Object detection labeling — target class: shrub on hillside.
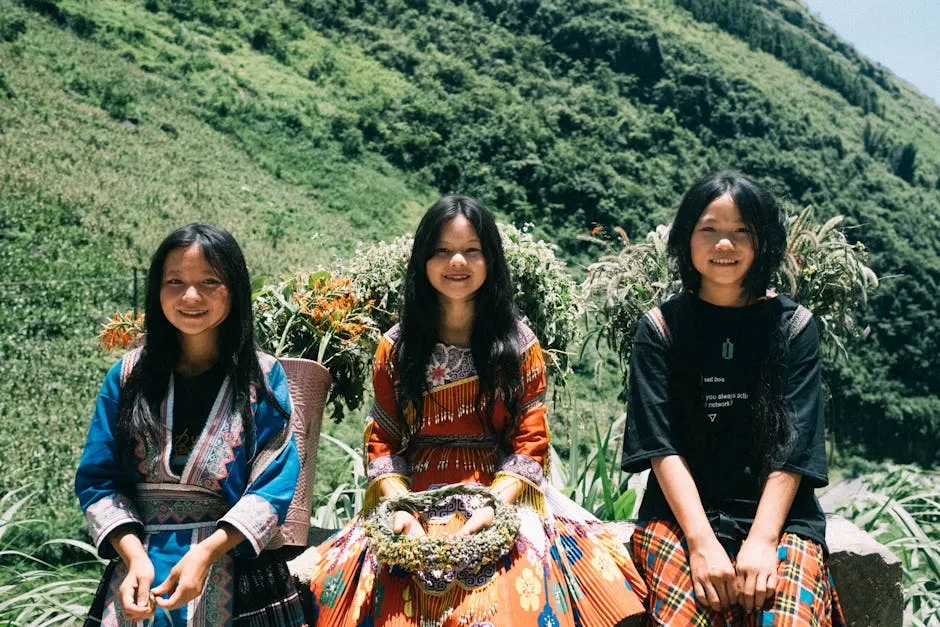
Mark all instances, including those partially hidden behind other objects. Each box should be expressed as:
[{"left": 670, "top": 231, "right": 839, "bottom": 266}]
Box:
[{"left": 0, "top": 15, "right": 27, "bottom": 42}]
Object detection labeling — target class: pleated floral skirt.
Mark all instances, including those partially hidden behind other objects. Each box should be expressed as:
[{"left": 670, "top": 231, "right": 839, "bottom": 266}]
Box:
[{"left": 292, "top": 483, "right": 647, "bottom": 627}]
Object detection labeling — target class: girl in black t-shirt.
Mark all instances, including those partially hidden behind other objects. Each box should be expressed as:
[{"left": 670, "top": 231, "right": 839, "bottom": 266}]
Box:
[{"left": 622, "top": 171, "right": 845, "bottom": 626}]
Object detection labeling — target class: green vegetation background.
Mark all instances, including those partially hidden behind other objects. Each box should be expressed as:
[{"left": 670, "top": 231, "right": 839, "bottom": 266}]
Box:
[{"left": 2, "top": 0, "right": 939, "bottom": 557}]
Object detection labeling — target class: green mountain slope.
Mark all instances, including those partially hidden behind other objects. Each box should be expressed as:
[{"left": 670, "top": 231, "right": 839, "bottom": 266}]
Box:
[{"left": 2, "top": 0, "right": 939, "bottom": 539}]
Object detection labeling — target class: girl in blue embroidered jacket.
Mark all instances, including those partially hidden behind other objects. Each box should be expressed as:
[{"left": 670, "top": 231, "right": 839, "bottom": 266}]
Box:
[{"left": 74, "top": 224, "right": 304, "bottom": 626}]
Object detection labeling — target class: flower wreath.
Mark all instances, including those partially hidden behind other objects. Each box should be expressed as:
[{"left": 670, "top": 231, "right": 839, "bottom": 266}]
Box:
[{"left": 364, "top": 484, "right": 520, "bottom": 590}]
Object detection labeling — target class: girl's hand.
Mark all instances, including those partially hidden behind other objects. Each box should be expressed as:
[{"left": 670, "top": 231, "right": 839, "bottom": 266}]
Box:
[
  {"left": 455, "top": 505, "right": 495, "bottom": 537},
  {"left": 118, "top": 556, "right": 156, "bottom": 621},
  {"left": 151, "top": 543, "right": 214, "bottom": 610},
  {"left": 734, "top": 536, "right": 780, "bottom": 611},
  {"left": 688, "top": 533, "right": 738, "bottom": 612},
  {"left": 392, "top": 511, "right": 427, "bottom": 539}
]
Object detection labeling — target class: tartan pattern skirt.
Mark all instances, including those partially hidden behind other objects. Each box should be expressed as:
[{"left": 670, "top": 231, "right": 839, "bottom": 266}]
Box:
[{"left": 631, "top": 519, "right": 846, "bottom": 627}]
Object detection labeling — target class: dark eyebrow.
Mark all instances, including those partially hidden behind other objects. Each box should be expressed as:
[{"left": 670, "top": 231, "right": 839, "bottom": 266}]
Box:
[
  {"left": 436, "top": 238, "right": 482, "bottom": 245},
  {"left": 697, "top": 215, "right": 745, "bottom": 224}
]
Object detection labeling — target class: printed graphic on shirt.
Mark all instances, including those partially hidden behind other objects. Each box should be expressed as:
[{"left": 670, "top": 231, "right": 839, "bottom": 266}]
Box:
[{"left": 701, "top": 367, "right": 749, "bottom": 423}]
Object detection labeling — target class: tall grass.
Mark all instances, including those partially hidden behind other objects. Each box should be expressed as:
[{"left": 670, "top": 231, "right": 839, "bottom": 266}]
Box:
[
  {"left": 548, "top": 412, "right": 641, "bottom": 521},
  {"left": 311, "top": 433, "right": 365, "bottom": 529},
  {"left": 0, "top": 487, "right": 101, "bottom": 625},
  {"left": 834, "top": 464, "right": 940, "bottom": 625}
]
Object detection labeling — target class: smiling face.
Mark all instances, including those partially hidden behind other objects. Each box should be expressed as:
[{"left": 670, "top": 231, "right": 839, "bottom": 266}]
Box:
[
  {"left": 159, "top": 243, "right": 231, "bottom": 344},
  {"left": 690, "top": 193, "right": 756, "bottom": 306},
  {"left": 425, "top": 215, "right": 487, "bottom": 306}
]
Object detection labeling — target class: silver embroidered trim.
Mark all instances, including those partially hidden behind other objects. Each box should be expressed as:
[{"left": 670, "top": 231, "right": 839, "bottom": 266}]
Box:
[
  {"left": 787, "top": 305, "right": 813, "bottom": 341},
  {"left": 367, "top": 454, "right": 410, "bottom": 481},
  {"left": 498, "top": 453, "right": 544, "bottom": 485},
  {"left": 220, "top": 493, "right": 279, "bottom": 556},
  {"left": 86, "top": 493, "right": 142, "bottom": 553}
]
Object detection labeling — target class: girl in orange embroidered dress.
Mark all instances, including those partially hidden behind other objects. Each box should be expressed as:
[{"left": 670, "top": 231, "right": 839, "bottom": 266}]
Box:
[{"left": 293, "top": 196, "right": 647, "bottom": 626}]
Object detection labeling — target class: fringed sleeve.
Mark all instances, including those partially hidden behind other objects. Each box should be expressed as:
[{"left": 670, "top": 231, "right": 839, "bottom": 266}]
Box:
[
  {"left": 363, "top": 330, "right": 411, "bottom": 513},
  {"left": 493, "top": 326, "right": 549, "bottom": 515}
]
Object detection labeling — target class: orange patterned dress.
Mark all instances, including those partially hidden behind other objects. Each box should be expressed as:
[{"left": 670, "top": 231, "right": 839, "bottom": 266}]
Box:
[{"left": 293, "top": 322, "right": 647, "bottom": 626}]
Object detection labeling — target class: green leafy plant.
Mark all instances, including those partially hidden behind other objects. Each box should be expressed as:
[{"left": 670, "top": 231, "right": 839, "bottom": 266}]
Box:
[
  {"left": 833, "top": 464, "right": 940, "bottom": 625},
  {"left": 0, "top": 486, "right": 102, "bottom": 624},
  {"left": 549, "top": 413, "right": 641, "bottom": 521},
  {"left": 253, "top": 271, "right": 381, "bottom": 422},
  {"left": 311, "top": 433, "right": 365, "bottom": 529}
]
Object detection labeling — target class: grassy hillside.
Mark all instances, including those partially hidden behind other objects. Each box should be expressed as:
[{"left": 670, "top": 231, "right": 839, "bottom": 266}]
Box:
[
  {"left": 0, "top": 0, "right": 435, "bottom": 539},
  {"left": 2, "top": 0, "right": 940, "bottom": 544}
]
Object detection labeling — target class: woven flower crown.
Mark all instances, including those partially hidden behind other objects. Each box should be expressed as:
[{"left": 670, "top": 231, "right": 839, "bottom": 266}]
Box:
[{"left": 364, "top": 484, "right": 520, "bottom": 591}]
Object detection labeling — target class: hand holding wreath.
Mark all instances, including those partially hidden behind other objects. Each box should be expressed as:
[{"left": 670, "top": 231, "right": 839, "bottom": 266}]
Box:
[
  {"left": 454, "top": 505, "right": 495, "bottom": 537},
  {"left": 365, "top": 485, "right": 519, "bottom": 590},
  {"left": 392, "top": 510, "right": 427, "bottom": 539}
]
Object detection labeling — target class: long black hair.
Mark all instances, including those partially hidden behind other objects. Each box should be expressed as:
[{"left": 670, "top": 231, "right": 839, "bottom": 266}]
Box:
[
  {"left": 667, "top": 170, "right": 787, "bottom": 302},
  {"left": 115, "top": 223, "right": 278, "bottom": 463},
  {"left": 666, "top": 172, "right": 793, "bottom": 481},
  {"left": 394, "top": 195, "right": 521, "bottom": 441}
]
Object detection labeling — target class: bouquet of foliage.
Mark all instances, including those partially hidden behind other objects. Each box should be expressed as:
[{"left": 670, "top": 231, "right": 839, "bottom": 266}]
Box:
[
  {"left": 342, "top": 235, "right": 412, "bottom": 333},
  {"left": 778, "top": 207, "right": 878, "bottom": 362},
  {"left": 580, "top": 223, "right": 678, "bottom": 371},
  {"left": 253, "top": 270, "right": 380, "bottom": 422},
  {"left": 500, "top": 222, "right": 582, "bottom": 382},
  {"left": 344, "top": 223, "right": 582, "bottom": 390},
  {"left": 98, "top": 311, "right": 145, "bottom": 351}
]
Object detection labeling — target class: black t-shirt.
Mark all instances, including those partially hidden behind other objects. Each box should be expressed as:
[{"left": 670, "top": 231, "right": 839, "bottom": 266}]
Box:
[
  {"left": 621, "top": 293, "right": 829, "bottom": 552},
  {"left": 171, "top": 361, "right": 227, "bottom": 474}
]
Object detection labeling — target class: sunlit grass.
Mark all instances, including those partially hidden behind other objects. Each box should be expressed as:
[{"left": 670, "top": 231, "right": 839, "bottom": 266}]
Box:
[
  {"left": 834, "top": 464, "right": 940, "bottom": 625},
  {"left": 0, "top": 487, "right": 102, "bottom": 625}
]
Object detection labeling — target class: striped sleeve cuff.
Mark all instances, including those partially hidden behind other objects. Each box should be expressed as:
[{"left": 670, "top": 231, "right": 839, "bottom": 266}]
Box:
[
  {"left": 219, "top": 494, "right": 280, "bottom": 557},
  {"left": 497, "top": 453, "right": 545, "bottom": 487},
  {"left": 85, "top": 493, "right": 143, "bottom": 559},
  {"left": 367, "top": 454, "right": 410, "bottom": 482}
]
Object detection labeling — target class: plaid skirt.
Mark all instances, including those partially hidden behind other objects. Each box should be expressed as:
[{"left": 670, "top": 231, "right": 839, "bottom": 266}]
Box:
[
  {"left": 84, "top": 548, "right": 307, "bottom": 626},
  {"left": 632, "top": 519, "right": 846, "bottom": 627}
]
